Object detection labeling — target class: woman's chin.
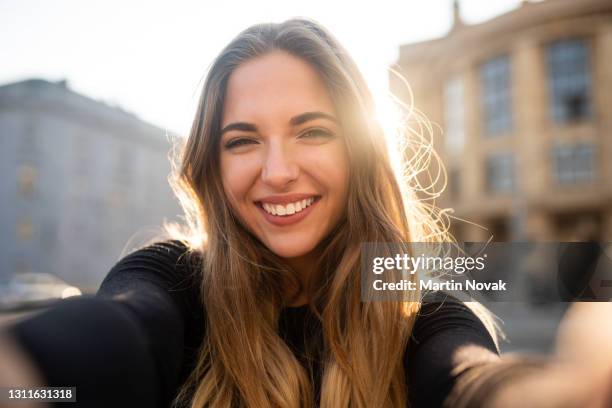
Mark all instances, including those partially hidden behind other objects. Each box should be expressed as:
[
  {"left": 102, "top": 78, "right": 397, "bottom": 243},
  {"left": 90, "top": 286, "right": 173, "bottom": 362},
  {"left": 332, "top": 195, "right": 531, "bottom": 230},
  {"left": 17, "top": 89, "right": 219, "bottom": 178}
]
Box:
[{"left": 265, "top": 240, "right": 317, "bottom": 260}]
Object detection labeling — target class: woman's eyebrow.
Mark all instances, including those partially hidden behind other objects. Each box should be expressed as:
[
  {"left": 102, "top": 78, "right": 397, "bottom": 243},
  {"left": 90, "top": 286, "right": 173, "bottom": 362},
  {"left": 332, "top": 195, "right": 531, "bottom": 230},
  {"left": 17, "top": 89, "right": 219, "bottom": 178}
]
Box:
[
  {"left": 220, "top": 122, "right": 257, "bottom": 135},
  {"left": 220, "top": 111, "right": 337, "bottom": 136},
  {"left": 290, "top": 111, "right": 337, "bottom": 126}
]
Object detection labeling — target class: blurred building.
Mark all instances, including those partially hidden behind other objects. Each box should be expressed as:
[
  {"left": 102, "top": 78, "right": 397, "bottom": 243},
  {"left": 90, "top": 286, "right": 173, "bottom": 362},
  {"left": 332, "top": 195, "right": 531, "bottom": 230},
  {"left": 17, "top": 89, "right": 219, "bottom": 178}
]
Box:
[
  {"left": 0, "top": 79, "right": 181, "bottom": 291},
  {"left": 391, "top": 0, "right": 612, "bottom": 241}
]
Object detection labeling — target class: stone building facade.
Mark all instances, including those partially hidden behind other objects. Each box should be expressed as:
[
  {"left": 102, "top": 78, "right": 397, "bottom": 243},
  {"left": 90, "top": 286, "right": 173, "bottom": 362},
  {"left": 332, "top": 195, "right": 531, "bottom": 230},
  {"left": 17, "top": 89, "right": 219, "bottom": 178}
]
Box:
[
  {"left": 391, "top": 0, "right": 612, "bottom": 241},
  {"left": 0, "top": 79, "right": 182, "bottom": 291}
]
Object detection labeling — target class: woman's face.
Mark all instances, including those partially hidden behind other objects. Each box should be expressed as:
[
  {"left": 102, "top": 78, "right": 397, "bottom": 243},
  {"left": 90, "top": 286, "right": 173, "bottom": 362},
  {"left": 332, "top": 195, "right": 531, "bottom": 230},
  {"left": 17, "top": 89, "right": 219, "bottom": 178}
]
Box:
[{"left": 220, "top": 50, "right": 349, "bottom": 260}]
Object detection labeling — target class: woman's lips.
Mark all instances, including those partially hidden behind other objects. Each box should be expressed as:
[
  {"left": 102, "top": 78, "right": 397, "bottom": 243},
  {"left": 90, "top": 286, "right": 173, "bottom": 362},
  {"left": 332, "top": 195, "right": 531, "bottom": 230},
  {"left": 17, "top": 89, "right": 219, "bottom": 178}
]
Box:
[{"left": 255, "top": 196, "right": 320, "bottom": 226}]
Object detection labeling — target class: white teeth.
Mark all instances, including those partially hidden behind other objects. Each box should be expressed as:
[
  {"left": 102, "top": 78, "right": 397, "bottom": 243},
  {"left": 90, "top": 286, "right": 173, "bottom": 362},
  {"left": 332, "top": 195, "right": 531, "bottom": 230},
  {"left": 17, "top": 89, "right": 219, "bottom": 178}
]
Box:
[
  {"left": 263, "top": 203, "right": 276, "bottom": 215},
  {"left": 261, "top": 197, "right": 317, "bottom": 217},
  {"left": 286, "top": 203, "right": 296, "bottom": 215}
]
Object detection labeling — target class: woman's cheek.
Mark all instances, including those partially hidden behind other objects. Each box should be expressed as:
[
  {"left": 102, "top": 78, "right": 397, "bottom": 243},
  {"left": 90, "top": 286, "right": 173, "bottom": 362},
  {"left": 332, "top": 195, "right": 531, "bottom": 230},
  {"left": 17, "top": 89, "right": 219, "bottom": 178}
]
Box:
[
  {"left": 318, "top": 143, "right": 349, "bottom": 189},
  {"left": 222, "top": 156, "right": 260, "bottom": 201},
  {"left": 303, "top": 142, "right": 346, "bottom": 172}
]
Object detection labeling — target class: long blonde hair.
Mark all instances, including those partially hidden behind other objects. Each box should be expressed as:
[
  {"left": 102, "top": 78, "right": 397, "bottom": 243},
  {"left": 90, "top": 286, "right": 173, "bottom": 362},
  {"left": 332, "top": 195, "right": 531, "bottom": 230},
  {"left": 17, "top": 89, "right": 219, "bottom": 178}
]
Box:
[{"left": 168, "top": 18, "right": 453, "bottom": 408}]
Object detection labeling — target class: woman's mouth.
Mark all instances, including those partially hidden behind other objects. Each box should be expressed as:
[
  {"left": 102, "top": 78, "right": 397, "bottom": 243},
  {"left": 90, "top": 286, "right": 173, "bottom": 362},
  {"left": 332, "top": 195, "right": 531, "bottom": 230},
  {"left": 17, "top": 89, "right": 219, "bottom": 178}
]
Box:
[
  {"left": 261, "top": 196, "right": 317, "bottom": 216},
  {"left": 255, "top": 195, "right": 321, "bottom": 226}
]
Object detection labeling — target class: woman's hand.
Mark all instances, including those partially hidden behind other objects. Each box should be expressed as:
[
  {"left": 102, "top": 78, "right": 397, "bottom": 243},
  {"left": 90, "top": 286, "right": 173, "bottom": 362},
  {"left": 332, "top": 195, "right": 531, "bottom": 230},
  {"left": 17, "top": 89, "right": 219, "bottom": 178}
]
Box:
[
  {"left": 554, "top": 302, "right": 612, "bottom": 406},
  {"left": 491, "top": 302, "right": 612, "bottom": 408},
  {"left": 0, "top": 333, "right": 48, "bottom": 408}
]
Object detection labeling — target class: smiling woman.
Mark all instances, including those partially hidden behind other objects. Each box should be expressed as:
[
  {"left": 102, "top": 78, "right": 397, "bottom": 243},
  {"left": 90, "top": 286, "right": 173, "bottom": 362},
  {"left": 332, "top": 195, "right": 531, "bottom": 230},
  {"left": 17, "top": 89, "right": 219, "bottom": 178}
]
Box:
[
  {"left": 220, "top": 51, "right": 349, "bottom": 268},
  {"left": 164, "top": 18, "right": 488, "bottom": 408},
  {"left": 164, "top": 20, "right": 430, "bottom": 406},
  {"left": 1, "top": 17, "right": 611, "bottom": 408}
]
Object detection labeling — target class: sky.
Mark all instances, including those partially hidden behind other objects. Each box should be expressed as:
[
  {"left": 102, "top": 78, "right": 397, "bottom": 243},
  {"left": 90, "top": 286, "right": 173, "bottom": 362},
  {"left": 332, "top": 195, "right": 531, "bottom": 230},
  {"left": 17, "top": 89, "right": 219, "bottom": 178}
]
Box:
[{"left": 0, "top": 0, "right": 526, "bottom": 136}]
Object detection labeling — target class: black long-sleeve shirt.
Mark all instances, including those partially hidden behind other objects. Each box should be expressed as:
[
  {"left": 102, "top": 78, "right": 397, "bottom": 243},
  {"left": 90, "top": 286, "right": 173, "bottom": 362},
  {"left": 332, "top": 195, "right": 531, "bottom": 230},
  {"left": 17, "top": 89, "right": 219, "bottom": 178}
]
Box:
[{"left": 7, "top": 240, "right": 501, "bottom": 407}]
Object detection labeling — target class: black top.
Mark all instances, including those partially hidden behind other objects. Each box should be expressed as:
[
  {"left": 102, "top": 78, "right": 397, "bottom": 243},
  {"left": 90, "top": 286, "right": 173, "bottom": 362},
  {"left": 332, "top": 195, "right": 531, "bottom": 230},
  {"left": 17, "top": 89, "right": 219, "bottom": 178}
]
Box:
[{"left": 7, "top": 240, "right": 500, "bottom": 407}]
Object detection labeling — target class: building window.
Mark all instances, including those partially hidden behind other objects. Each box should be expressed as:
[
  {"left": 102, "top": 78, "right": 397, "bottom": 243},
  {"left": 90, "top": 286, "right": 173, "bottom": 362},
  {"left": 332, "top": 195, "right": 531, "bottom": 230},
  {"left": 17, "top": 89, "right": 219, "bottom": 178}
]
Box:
[
  {"left": 485, "top": 153, "right": 514, "bottom": 193},
  {"left": 448, "top": 168, "right": 461, "bottom": 199},
  {"left": 547, "top": 39, "right": 591, "bottom": 123},
  {"left": 16, "top": 218, "right": 33, "bottom": 241},
  {"left": 17, "top": 165, "right": 37, "bottom": 197},
  {"left": 444, "top": 78, "right": 465, "bottom": 154},
  {"left": 481, "top": 55, "right": 512, "bottom": 136},
  {"left": 553, "top": 144, "right": 594, "bottom": 184}
]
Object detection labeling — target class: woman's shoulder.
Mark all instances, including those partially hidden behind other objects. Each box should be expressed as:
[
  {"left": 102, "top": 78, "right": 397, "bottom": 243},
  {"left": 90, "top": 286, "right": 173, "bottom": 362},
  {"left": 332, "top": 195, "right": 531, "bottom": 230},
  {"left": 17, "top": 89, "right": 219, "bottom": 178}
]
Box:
[
  {"left": 120, "top": 239, "right": 203, "bottom": 267},
  {"left": 97, "top": 239, "right": 204, "bottom": 301},
  {"left": 406, "top": 292, "right": 500, "bottom": 407},
  {"left": 411, "top": 291, "right": 499, "bottom": 350}
]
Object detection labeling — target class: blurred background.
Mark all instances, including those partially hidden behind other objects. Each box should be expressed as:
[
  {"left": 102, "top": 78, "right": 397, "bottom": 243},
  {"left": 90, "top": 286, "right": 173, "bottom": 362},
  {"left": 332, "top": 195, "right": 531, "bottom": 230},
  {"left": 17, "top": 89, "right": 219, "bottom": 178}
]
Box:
[
  {"left": 1, "top": 0, "right": 610, "bottom": 353},
  {"left": 391, "top": 0, "right": 612, "bottom": 244}
]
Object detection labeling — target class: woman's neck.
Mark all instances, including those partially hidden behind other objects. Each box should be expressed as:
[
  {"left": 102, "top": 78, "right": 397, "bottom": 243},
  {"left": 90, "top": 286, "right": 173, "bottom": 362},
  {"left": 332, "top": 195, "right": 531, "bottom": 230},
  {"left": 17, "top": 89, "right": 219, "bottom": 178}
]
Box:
[{"left": 284, "top": 249, "right": 320, "bottom": 307}]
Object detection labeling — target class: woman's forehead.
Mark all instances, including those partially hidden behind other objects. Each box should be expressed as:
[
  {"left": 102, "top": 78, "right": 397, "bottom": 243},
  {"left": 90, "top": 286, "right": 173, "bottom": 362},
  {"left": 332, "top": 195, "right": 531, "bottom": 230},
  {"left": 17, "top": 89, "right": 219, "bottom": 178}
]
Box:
[{"left": 221, "top": 50, "right": 336, "bottom": 127}]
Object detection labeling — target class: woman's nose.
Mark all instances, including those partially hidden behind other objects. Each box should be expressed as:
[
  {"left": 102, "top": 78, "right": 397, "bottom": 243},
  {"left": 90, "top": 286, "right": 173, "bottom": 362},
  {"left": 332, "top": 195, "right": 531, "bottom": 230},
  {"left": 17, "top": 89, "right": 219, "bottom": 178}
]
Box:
[{"left": 261, "top": 142, "right": 299, "bottom": 189}]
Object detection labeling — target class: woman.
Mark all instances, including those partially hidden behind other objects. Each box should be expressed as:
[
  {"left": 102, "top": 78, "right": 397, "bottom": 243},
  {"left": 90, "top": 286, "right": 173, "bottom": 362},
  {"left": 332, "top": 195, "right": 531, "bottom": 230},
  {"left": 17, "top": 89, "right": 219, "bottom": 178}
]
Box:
[{"left": 1, "top": 18, "right": 610, "bottom": 408}]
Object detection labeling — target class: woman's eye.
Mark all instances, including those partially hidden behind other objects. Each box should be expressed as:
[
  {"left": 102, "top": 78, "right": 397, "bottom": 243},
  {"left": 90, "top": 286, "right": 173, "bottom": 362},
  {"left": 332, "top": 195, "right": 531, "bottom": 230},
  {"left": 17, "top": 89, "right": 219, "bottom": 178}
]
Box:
[
  {"left": 299, "top": 128, "right": 334, "bottom": 139},
  {"left": 224, "top": 138, "right": 257, "bottom": 149}
]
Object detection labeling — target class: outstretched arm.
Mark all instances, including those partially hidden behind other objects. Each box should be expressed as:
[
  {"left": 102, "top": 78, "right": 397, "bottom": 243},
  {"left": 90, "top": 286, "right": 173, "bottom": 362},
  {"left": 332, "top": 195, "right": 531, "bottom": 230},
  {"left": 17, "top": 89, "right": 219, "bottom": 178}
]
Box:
[
  {"left": 1, "top": 240, "right": 200, "bottom": 408},
  {"left": 406, "top": 296, "right": 612, "bottom": 408}
]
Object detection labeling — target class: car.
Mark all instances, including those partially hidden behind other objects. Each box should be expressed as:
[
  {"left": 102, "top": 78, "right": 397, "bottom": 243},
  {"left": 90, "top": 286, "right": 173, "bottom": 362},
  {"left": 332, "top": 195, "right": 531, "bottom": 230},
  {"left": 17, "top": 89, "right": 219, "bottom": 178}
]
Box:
[{"left": 0, "top": 272, "right": 81, "bottom": 311}]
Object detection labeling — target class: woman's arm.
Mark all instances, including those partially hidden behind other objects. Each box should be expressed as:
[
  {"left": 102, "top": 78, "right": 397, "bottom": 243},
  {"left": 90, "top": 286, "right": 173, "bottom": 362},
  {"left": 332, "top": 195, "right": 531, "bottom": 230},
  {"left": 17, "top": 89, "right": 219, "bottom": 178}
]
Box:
[
  {"left": 405, "top": 295, "right": 501, "bottom": 407},
  {"left": 457, "top": 302, "right": 612, "bottom": 408},
  {"left": 0, "top": 333, "right": 48, "bottom": 408},
  {"left": 5, "top": 296, "right": 162, "bottom": 407},
  {"left": 1, "top": 240, "right": 201, "bottom": 408},
  {"left": 406, "top": 296, "right": 612, "bottom": 408}
]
